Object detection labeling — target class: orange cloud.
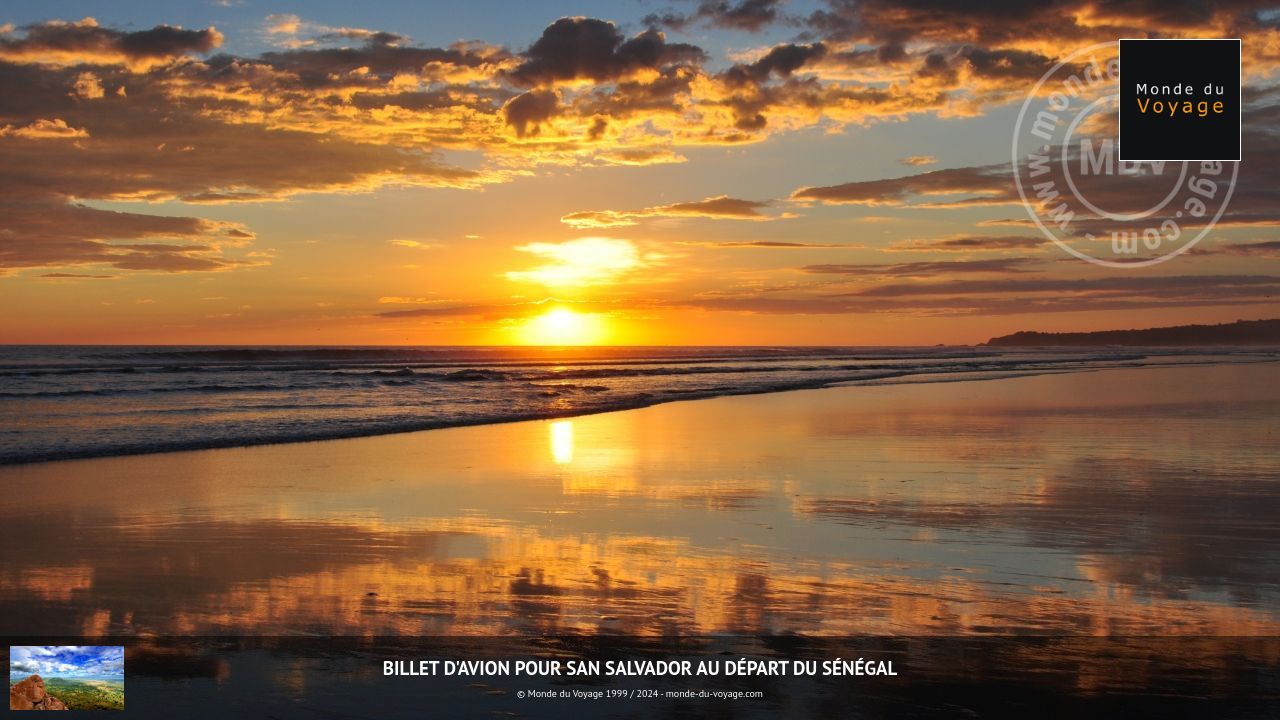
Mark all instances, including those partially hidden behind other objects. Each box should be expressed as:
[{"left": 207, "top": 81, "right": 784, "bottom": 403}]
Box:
[
  {"left": 561, "top": 196, "right": 782, "bottom": 228},
  {"left": 901, "top": 155, "right": 937, "bottom": 166},
  {"left": 0, "top": 118, "right": 88, "bottom": 139}
]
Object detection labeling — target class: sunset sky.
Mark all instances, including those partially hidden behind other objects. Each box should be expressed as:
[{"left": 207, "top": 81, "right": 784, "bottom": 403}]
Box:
[{"left": 3, "top": 0, "right": 1279, "bottom": 345}]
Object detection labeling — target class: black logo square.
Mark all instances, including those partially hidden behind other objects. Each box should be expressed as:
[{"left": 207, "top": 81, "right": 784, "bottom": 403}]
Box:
[{"left": 1119, "top": 39, "right": 1240, "bottom": 161}]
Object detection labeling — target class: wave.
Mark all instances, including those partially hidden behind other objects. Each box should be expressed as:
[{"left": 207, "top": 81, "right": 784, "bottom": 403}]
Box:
[
  {"left": 55, "top": 345, "right": 1007, "bottom": 369},
  {"left": 0, "top": 351, "right": 1262, "bottom": 402},
  {"left": 2, "top": 347, "right": 1275, "bottom": 465},
  {"left": 0, "top": 371, "right": 906, "bottom": 465}
]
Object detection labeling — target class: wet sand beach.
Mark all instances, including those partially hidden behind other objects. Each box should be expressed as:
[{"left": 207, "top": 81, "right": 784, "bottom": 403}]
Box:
[{"left": 1, "top": 361, "right": 1276, "bottom": 638}]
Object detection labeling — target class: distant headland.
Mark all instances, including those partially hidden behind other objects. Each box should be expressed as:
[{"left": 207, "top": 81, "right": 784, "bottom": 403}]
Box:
[{"left": 984, "top": 319, "right": 1280, "bottom": 347}]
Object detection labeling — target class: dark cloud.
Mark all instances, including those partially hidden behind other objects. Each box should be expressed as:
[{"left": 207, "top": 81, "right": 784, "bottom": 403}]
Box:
[
  {"left": 646, "top": 0, "right": 788, "bottom": 33},
  {"left": 912, "top": 45, "right": 1060, "bottom": 88},
  {"left": 804, "top": 0, "right": 1273, "bottom": 46},
  {"left": 39, "top": 272, "right": 115, "bottom": 279},
  {"left": 0, "top": 18, "right": 222, "bottom": 68},
  {"left": 721, "top": 43, "right": 827, "bottom": 87},
  {"left": 847, "top": 274, "right": 1280, "bottom": 298},
  {"left": 1198, "top": 239, "right": 1280, "bottom": 257},
  {"left": 708, "top": 241, "right": 856, "bottom": 248},
  {"left": 255, "top": 40, "right": 503, "bottom": 88},
  {"left": 791, "top": 0, "right": 1280, "bottom": 131},
  {"left": 508, "top": 18, "right": 705, "bottom": 86},
  {"left": 315, "top": 29, "right": 407, "bottom": 46},
  {"left": 802, "top": 258, "right": 1041, "bottom": 277},
  {"left": 652, "top": 196, "right": 771, "bottom": 217},
  {"left": 954, "top": 46, "right": 1057, "bottom": 81},
  {"left": 685, "top": 273, "right": 1280, "bottom": 316},
  {"left": 793, "top": 164, "right": 1010, "bottom": 206},
  {"left": 888, "top": 235, "right": 1049, "bottom": 252},
  {"left": 0, "top": 202, "right": 257, "bottom": 273},
  {"left": 503, "top": 89, "right": 560, "bottom": 137}
]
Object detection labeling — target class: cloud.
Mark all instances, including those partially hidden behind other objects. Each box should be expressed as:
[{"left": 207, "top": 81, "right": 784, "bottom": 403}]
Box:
[
  {"left": 685, "top": 273, "right": 1280, "bottom": 316},
  {"left": 0, "top": 18, "right": 221, "bottom": 69},
  {"left": 720, "top": 43, "right": 828, "bottom": 87},
  {"left": 0, "top": 202, "right": 259, "bottom": 273},
  {"left": 887, "top": 235, "right": 1049, "bottom": 252},
  {"left": 376, "top": 303, "right": 494, "bottom": 318},
  {"left": 253, "top": 40, "right": 504, "bottom": 85},
  {"left": 0, "top": 44, "right": 492, "bottom": 272},
  {"left": 800, "top": 107, "right": 1280, "bottom": 274},
  {"left": 0, "top": 118, "right": 88, "bottom": 139},
  {"left": 901, "top": 155, "right": 936, "bottom": 166},
  {"left": 71, "top": 71, "right": 105, "bottom": 99},
  {"left": 793, "top": 117, "right": 1280, "bottom": 245},
  {"left": 6, "top": 10, "right": 1280, "bottom": 279},
  {"left": 561, "top": 196, "right": 779, "bottom": 228},
  {"left": 801, "top": 0, "right": 1271, "bottom": 47},
  {"left": 595, "top": 148, "right": 688, "bottom": 166},
  {"left": 320, "top": 29, "right": 406, "bottom": 45},
  {"left": 503, "top": 89, "right": 560, "bottom": 138},
  {"left": 263, "top": 13, "right": 410, "bottom": 50},
  {"left": 793, "top": 163, "right": 1012, "bottom": 206},
  {"left": 0, "top": 20, "right": 506, "bottom": 274},
  {"left": 387, "top": 239, "right": 437, "bottom": 250},
  {"left": 645, "top": 0, "right": 788, "bottom": 32},
  {"left": 9, "top": 646, "right": 124, "bottom": 680},
  {"left": 700, "top": 240, "right": 861, "bottom": 249},
  {"left": 1196, "top": 239, "right": 1280, "bottom": 258},
  {"left": 801, "top": 258, "right": 1042, "bottom": 277},
  {"left": 508, "top": 18, "right": 706, "bottom": 86},
  {"left": 265, "top": 14, "right": 302, "bottom": 35},
  {"left": 847, "top": 274, "right": 1280, "bottom": 299},
  {"left": 377, "top": 296, "right": 440, "bottom": 304},
  {"left": 39, "top": 272, "right": 115, "bottom": 279}
]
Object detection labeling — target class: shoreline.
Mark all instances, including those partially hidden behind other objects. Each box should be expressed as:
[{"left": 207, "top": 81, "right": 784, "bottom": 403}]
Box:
[{"left": 9, "top": 355, "right": 1275, "bottom": 467}]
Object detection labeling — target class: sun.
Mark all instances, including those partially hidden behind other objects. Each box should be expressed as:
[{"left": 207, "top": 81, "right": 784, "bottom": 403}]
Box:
[{"left": 517, "top": 307, "right": 609, "bottom": 345}]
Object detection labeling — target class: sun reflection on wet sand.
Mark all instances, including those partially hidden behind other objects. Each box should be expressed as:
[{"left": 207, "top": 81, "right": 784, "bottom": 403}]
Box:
[{"left": 549, "top": 420, "right": 574, "bottom": 465}]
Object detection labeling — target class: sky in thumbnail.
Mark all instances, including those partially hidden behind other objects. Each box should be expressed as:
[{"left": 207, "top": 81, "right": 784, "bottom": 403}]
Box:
[
  {"left": 10, "top": 645, "right": 124, "bottom": 680},
  {"left": 2, "top": 0, "right": 1279, "bottom": 345}
]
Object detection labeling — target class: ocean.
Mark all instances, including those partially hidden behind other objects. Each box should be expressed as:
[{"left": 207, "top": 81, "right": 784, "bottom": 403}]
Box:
[{"left": 1, "top": 344, "right": 1275, "bottom": 464}]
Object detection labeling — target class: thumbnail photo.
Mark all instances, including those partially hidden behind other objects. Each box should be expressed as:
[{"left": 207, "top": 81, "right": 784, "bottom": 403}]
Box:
[{"left": 9, "top": 646, "right": 124, "bottom": 711}]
